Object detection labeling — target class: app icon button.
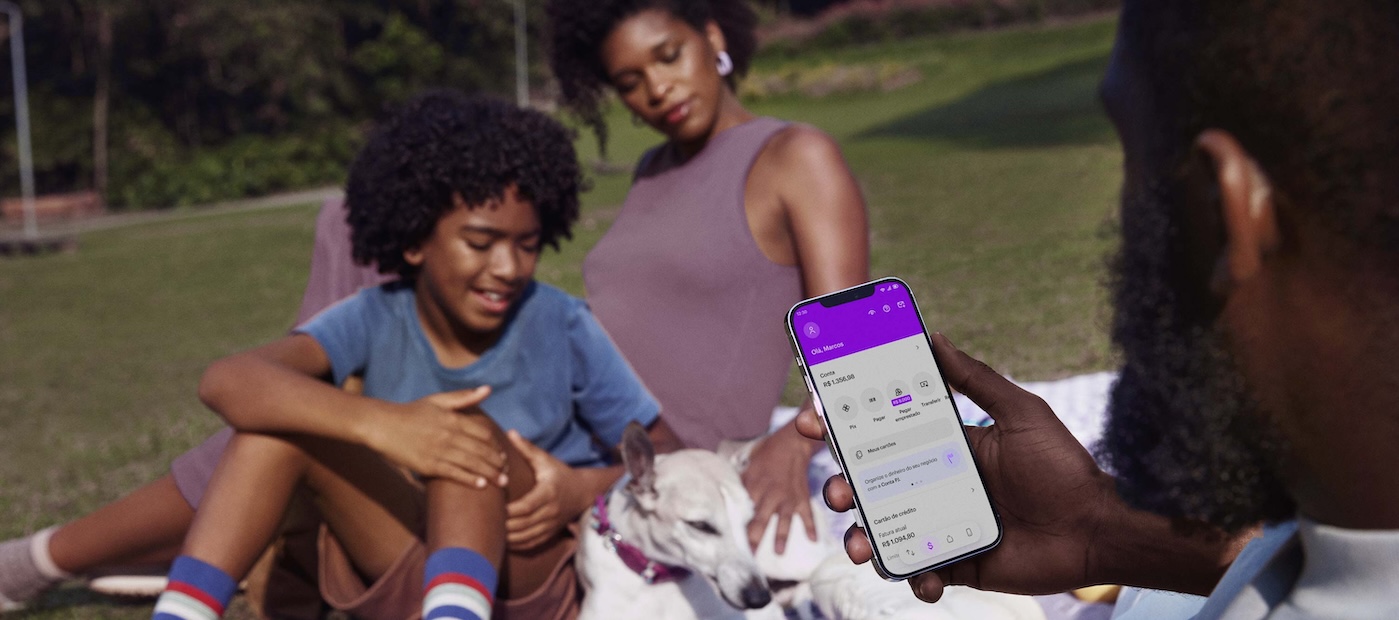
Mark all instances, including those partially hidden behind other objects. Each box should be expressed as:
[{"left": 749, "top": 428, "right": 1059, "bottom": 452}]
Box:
[
  {"left": 833, "top": 396, "right": 858, "bottom": 421},
  {"left": 802, "top": 322, "right": 820, "bottom": 338},
  {"left": 912, "top": 371, "right": 937, "bottom": 396},
  {"left": 860, "top": 388, "right": 884, "bottom": 412},
  {"left": 886, "top": 380, "right": 912, "bottom": 406},
  {"left": 882, "top": 304, "right": 891, "bottom": 313}
]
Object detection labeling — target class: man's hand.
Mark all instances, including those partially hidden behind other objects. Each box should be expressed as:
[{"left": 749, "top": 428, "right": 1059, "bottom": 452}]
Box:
[
  {"left": 505, "top": 430, "right": 589, "bottom": 551},
  {"left": 363, "top": 386, "right": 508, "bottom": 489},
  {"left": 798, "top": 333, "right": 1117, "bottom": 602},
  {"left": 742, "top": 424, "right": 819, "bottom": 554}
]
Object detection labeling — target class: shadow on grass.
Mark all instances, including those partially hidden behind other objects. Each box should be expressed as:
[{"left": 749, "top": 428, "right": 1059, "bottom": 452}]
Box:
[{"left": 858, "top": 54, "right": 1113, "bottom": 149}]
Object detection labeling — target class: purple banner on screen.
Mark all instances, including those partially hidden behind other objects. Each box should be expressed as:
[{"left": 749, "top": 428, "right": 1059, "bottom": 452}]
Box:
[{"left": 793, "top": 283, "right": 924, "bottom": 366}]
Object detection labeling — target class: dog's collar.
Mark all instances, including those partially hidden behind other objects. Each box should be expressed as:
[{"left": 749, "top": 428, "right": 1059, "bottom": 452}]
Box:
[{"left": 591, "top": 493, "right": 693, "bottom": 585}]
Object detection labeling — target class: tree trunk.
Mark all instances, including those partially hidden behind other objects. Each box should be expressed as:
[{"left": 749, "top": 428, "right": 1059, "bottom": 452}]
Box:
[{"left": 92, "top": 6, "right": 112, "bottom": 202}]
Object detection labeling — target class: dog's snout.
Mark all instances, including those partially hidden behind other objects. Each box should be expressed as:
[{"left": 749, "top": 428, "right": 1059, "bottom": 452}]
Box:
[{"left": 739, "top": 580, "right": 771, "bottom": 609}]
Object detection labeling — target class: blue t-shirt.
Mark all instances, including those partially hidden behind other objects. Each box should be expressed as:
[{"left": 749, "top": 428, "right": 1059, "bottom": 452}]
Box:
[{"left": 295, "top": 281, "right": 659, "bottom": 467}]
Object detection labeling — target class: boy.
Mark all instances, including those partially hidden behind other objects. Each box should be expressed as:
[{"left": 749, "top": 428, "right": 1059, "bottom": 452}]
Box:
[{"left": 149, "top": 91, "right": 677, "bottom": 620}]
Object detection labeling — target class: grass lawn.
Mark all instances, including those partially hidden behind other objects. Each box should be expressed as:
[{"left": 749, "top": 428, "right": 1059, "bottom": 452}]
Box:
[{"left": 0, "top": 14, "right": 1121, "bottom": 618}]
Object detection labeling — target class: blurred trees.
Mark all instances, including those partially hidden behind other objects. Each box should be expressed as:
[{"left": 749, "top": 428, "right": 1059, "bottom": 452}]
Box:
[{"left": 0, "top": 0, "right": 541, "bottom": 209}]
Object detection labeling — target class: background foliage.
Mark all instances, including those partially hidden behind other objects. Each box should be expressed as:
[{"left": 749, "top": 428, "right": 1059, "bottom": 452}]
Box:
[{"left": 0, "top": 0, "right": 1114, "bottom": 212}]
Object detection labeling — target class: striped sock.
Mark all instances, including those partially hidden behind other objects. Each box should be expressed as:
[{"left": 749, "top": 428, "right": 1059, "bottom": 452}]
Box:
[
  {"left": 422, "top": 547, "right": 497, "bottom": 620},
  {"left": 151, "top": 556, "right": 236, "bottom": 620}
]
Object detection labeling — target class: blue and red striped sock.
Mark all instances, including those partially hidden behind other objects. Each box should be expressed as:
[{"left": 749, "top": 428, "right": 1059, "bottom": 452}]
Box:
[
  {"left": 151, "top": 556, "right": 236, "bottom": 620},
  {"left": 422, "top": 547, "right": 497, "bottom": 620}
]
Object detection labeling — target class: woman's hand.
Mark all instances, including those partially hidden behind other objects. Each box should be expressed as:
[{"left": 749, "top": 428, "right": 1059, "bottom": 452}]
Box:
[
  {"left": 742, "top": 423, "right": 820, "bottom": 554},
  {"left": 362, "top": 386, "right": 508, "bottom": 489},
  {"left": 505, "top": 430, "right": 589, "bottom": 551}
]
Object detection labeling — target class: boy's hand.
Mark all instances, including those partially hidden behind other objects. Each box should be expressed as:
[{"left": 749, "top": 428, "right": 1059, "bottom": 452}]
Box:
[
  {"left": 797, "top": 334, "right": 1115, "bottom": 602},
  {"left": 365, "top": 386, "right": 509, "bottom": 488},
  {"left": 504, "top": 430, "right": 588, "bottom": 551}
]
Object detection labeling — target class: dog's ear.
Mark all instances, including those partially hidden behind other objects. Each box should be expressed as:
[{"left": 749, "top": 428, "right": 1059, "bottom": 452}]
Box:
[{"left": 621, "top": 421, "right": 657, "bottom": 500}]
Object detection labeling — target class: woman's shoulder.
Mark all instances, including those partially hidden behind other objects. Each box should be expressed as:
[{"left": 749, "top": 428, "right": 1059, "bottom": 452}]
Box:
[
  {"left": 760, "top": 122, "right": 846, "bottom": 168},
  {"left": 751, "top": 122, "right": 854, "bottom": 197}
]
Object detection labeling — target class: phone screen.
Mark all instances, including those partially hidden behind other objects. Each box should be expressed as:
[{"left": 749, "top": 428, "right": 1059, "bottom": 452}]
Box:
[{"left": 789, "top": 278, "right": 1000, "bottom": 578}]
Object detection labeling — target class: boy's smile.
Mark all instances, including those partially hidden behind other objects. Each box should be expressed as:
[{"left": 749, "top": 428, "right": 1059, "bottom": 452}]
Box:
[{"left": 405, "top": 185, "right": 542, "bottom": 362}]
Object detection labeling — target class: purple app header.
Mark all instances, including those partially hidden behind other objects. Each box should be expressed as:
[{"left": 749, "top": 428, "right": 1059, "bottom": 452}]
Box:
[{"left": 793, "top": 281, "right": 924, "bottom": 366}]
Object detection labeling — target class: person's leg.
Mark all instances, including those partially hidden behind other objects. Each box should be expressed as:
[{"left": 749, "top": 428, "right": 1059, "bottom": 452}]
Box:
[
  {"left": 154, "top": 431, "right": 423, "bottom": 620},
  {"left": 0, "top": 474, "right": 194, "bottom": 611},
  {"left": 419, "top": 413, "right": 525, "bottom": 620},
  {"left": 51, "top": 474, "right": 193, "bottom": 571},
  {"left": 422, "top": 414, "right": 576, "bottom": 619}
]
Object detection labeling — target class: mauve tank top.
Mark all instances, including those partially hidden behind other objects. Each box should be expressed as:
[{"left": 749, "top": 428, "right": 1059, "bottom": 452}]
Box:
[{"left": 583, "top": 117, "right": 803, "bottom": 450}]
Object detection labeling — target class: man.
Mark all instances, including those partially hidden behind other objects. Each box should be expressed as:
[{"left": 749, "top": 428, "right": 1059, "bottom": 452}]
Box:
[{"left": 800, "top": 0, "right": 1399, "bottom": 617}]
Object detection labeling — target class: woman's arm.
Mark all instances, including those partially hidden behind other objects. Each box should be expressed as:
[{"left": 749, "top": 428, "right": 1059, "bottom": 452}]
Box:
[
  {"left": 198, "top": 334, "right": 504, "bottom": 487},
  {"left": 741, "top": 124, "right": 872, "bottom": 552}
]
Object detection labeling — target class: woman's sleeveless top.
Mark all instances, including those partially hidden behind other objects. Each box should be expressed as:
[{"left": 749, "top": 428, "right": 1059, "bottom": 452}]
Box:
[{"left": 584, "top": 117, "right": 803, "bottom": 450}]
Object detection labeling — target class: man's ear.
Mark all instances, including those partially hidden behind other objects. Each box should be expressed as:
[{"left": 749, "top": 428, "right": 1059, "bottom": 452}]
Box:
[{"left": 1193, "top": 129, "right": 1281, "bottom": 291}]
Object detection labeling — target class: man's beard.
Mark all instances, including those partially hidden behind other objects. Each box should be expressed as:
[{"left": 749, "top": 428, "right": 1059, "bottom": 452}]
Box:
[{"left": 1097, "top": 179, "right": 1294, "bottom": 533}]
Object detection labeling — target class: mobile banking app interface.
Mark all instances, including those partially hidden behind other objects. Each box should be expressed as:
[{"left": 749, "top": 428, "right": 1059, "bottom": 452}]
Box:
[{"left": 794, "top": 281, "right": 997, "bottom": 573}]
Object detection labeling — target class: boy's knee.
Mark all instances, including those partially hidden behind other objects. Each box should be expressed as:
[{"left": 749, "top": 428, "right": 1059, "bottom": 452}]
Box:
[{"left": 461, "top": 412, "right": 508, "bottom": 451}]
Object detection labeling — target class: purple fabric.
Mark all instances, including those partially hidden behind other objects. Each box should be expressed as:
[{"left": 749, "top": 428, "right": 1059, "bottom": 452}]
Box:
[
  {"left": 171, "top": 197, "right": 389, "bottom": 508},
  {"left": 295, "top": 197, "right": 394, "bottom": 326},
  {"left": 583, "top": 118, "right": 803, "bottom": 451}
]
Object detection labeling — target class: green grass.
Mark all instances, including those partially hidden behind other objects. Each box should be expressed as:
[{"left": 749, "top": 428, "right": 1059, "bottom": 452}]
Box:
[{"left": 0, "top": 15, "right": 1121, "bottom": 617}]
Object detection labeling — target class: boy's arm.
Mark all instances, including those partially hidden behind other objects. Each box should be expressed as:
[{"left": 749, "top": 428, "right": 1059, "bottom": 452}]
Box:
[
  {"left": 505, "top": 418, "right": 680, "bottom": 550},
  {"left": 198, "top": 334, "right": 506, "bottom": 488}
]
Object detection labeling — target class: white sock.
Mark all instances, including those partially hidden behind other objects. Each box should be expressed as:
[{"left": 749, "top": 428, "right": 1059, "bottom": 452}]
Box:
[{"left": 30, "top": 527, "right": 74, "bottom": 580}]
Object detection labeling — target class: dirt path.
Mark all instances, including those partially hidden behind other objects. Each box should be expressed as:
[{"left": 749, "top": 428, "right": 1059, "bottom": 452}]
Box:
[{"left": 0, "top": 186, "right": 342, "bottom": 245}]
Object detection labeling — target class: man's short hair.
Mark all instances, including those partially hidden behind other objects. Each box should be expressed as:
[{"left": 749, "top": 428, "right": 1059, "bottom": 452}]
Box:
[{"left": 1127, "top": 0, "right": 1399, "bottom": 262}]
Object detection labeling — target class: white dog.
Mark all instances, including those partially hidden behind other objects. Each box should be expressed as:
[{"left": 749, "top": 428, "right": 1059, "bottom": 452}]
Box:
[{"left": 578, "top": 423, "right": 799, "bottom": 620}]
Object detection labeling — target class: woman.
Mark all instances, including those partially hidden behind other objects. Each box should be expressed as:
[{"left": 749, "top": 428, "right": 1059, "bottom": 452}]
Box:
[{"left": 546, "top": 0, "right": 870, "bottom": 553}]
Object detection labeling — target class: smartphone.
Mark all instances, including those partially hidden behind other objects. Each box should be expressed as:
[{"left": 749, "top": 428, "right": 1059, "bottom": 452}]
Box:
[{"left": 787, "top": 277, "right": 1001, "bottom": 580}]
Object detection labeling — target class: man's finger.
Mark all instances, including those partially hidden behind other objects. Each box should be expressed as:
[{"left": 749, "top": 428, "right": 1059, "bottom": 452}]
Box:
[
  {"left": 931, "top": 333, "right": 1037, "bottom": 427},
  {"left": 823, "top": 474, "right": 854, "bottom": 512},
  {"left": 911, "top": 573, "right": 949, "bottom": 603},
  {"left": 842, "top": 525, "right": 873, "bottom": 564},
  {"left": 794, "top": 406, "right": 826, "bottom": 441}
]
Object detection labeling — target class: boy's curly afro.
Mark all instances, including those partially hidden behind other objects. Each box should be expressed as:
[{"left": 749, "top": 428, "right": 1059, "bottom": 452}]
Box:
[{"left": 345, "top": 90, "right": 582, "bottom": 280}]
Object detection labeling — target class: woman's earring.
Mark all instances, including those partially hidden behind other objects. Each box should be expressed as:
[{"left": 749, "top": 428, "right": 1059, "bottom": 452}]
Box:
[{"left": 716, "top": 51, "right": 734, "bottom": 77}]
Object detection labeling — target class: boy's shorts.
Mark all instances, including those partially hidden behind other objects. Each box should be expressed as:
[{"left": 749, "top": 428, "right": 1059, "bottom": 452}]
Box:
[
  {"left": 174, "top": 428, "right": 582, "bottom": 620},
  {"left": 318, "top": 524, "right": 582, "bottom": 620}
]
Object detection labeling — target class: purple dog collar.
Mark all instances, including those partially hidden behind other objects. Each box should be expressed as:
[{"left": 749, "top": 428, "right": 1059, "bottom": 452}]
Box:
[{"left": 591, "top": 494, "right": 692, "bottom": 584}]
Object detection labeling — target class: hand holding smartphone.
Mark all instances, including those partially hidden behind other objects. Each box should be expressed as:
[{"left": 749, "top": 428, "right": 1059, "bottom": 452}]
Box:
[{"left": 787, "top": 277, "right": 1001, "bottom": 580}]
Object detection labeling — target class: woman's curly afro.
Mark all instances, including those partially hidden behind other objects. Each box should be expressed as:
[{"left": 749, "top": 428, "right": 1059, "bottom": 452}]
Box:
[
  {"left": 345, "top": 90, "right": 582, "bottom": 280},
  {"left": 546, "top": 0, "right": 757, "bottom": 150}
]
